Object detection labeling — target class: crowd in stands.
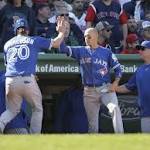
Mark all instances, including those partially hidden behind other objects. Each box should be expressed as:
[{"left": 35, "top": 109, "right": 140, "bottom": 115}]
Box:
[{"left": 0, "top": 0, "right": 149, "bottom": 54}]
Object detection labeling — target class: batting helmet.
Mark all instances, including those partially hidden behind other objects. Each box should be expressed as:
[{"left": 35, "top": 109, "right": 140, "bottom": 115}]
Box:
[{"left": 14, "top": 18, "right": 28, "bottom": 34}]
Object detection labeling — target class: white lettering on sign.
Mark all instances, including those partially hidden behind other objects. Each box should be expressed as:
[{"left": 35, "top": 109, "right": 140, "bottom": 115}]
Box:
[
  {"left": 121, "top": 65, "right": 137, "bottom": 73},
  {"left": 36, "top": 64, "right": 79, "bottom": 73},
  {"left": 36, "top": 64, "right": 138, "bottom": 73}
]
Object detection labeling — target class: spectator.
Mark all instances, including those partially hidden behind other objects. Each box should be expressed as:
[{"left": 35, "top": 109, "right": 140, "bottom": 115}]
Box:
[
  {"left": 83, "top": 0, "right": 93, "bottom": 10},
  {"left": 49, "top": 0, "right": 71, "bottom": 23},
  {"left": 69, "top": 0, "right": 86, "bottom": 32},
  {"left": 127, "top": 18, "right": 139, "bottom": 34},
  {"left": 121, "top": 33, "right": 139, "bottom": 54},
  {"left": 0, "top": 0, "right": 6, "bottom": 10},
  {"left": 0, "top": 0, "right": 36, "bottom": 51},
  {"left": 0, "top": 71, "right": 29, "bottom": 134},
  {"left": 95, "top": 21, "right": 113, "bottom": 50},
  {"left": 134, "top": 0, "right": 150, "bottom": 22},
  {"left": 142, "top": 21, "right": 150, "bottom": 41},
  {"left": 49, "top": 0, "right": 72, "bottom": 19},
  {"left": 32, "top": 0, "right": 48, "bottom": 9},
  {"left": 63, "top": 12, "right": 85, "bottom": 46},
  {"left": 85, "top": 0, "right": 128, "bottom": 53},
  {"left": 25, "top": 0, "right": 33, "bottom": 7},
  {"left": 49, "top": 7, "right": 85, "bottom": 46},
  {"left": 32, "top": 0, "right": 48, "bottom": 4},
  {"left": 34, "top": 3, "right": 57, "bottom": 53},
  {"left": 123, "top": 0, "right": 137, "bottom": 18},
  {"left": 34, "top": 3, "right": 56, "bottom": 38}
]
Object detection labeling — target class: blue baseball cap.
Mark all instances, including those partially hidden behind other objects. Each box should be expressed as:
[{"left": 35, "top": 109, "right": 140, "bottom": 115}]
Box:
[
  {"left": 14, "top": 18, "right": 28, "bottom": 34},
  {"left": 142, "top": 21, "right": 150, "bottom": 29},
  {"left": 141, "top": 41, "right": 150, "bottom": 49},
  {"left": 136, "top": 41, "right": 150, "bottom": 51}
]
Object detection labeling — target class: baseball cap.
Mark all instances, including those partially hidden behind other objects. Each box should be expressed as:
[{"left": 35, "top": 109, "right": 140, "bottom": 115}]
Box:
[
  {"left": 136, "top": 41, "right": 150, "bottom": 51},
  {"left": 14, "top": 18, "right": 29, "bottom": 34},
  {"left": 142, "top": 21, "right": 150, "bottom": 29},
  {"left": 56, "top": 6, "right": 69, "bottom": 16},
  {"left": 95, "top": 21, "right": 113, "bottom": 31},
  {"left": 126, "top": 34, "right": 138, "bottom": 43}
]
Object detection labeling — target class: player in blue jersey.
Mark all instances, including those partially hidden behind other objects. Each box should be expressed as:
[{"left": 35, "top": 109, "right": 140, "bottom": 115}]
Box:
[
  {"left": 0, "top": 17, "right": 66, "bottom": 134},
  {"left": 59, "top": 27, "right": 124, "bottom": 133},
  {"left": 116, "top": 40, "right": 150, "bottom": 133}
]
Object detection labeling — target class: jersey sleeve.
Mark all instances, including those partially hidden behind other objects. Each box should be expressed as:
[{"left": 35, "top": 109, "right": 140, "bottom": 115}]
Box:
[
  {"left": 125, "top": 73, "right": 137, "bottom": 91},
  {"left": 59, "top": 42, "right": 82, "bottom": 60},
  {"left": 119, "top": 10, "right": 128, "bottom": 24},
  {"left": 85, "top": 5, "right": 96, "bottom": 22},
  {"left": 34, "top": 37, "right": 51, "bottom": 52},
  {"left": 109, "top": 52, "right": 122, "bottom": 78}
]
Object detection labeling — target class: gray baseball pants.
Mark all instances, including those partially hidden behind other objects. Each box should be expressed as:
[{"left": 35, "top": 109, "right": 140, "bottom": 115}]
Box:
[
  {"left": 4, "top": 128, "right": 29, "bottom": 134},
  {"left": 84, "top": 85, "right": 124, "bottom": 133},
  {"left": 141, "top": 117, "right": 150, "bottom": 133},
  {"left": 0, "top": 75, "right": 43, "bottom": 134}
]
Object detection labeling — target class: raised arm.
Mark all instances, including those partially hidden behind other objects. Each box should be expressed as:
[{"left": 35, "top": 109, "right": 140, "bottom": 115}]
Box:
[{"left": 52, "top": 17, "right": 67, "bottom": 48}]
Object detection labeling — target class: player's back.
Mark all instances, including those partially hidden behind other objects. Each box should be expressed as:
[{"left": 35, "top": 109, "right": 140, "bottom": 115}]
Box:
[{"left": 4, "top": 35, "right": 39, "bottom": 77}]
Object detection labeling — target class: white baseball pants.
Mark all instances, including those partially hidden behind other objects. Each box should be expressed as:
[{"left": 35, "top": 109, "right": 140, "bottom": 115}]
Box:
[
  {"left": 83, "top": 85, "right": 124, "bottom": 133},
  {"left": 0, "top": 75, "right": 43, "bottom": 134},
  {"left": 141, "top": 117, "right": 150, "bottom": 133}
]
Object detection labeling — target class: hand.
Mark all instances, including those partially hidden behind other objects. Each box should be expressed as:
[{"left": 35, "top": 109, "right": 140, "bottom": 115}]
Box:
[
  {"left": 56, "top": 16, "right": 69, "bottom": 33},
  {"left": 108, "top": 81, "right": 119, "bottom": 92},
  {"left": 34, "top": 75, "right": 39, "bottom": 81},
  {"left": 56, "top": 16, "right": 66, "bottom": 33}
]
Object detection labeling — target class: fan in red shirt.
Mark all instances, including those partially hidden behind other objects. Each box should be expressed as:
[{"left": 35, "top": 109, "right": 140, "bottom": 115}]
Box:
[
  {"left": 121, "top": 33, "right": 139, "bottom": 54},
  {"left": 85, "top": 0, "right": 128, "bottom": 53}
]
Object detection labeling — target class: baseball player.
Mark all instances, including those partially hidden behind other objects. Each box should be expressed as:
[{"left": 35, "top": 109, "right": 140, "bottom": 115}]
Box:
[
  {"left": 59, "top": 27, "right": 124, "bottom": 133},
  {"left": 116, "top": 41, "right": 150, "bottom": 133},
  {"left": 0, "top": 17, "right": 66, "bottom": 134}
]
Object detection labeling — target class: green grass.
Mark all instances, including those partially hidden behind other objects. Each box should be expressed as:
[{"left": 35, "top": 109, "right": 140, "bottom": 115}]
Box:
[{"left": 0, "top": 134, "right": 150, "bottom": 150}]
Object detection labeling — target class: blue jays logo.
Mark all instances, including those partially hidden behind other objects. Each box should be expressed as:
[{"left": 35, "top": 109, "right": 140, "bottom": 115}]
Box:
[
  {"left": 112, "top": 53, "right": 118, "bottom": 62},
  {"left": 99, "top": 67, "right": 108, "bottom": 77}
]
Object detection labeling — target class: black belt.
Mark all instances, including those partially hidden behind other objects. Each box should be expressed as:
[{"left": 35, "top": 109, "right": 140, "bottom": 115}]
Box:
[
  {"left": 19, "top": 74, "right": 33, "bottom": 77},
  {"left": 85, "top": 84, "right": 103, "bottom": 87},
  {"left": 6, "top": 74, "right": 33, "bottom": 77}
]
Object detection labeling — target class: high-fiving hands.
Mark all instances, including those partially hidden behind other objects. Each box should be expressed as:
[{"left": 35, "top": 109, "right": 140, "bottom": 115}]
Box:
[{"left": 56, "top": 16, "right": 69, "bottom": 34}]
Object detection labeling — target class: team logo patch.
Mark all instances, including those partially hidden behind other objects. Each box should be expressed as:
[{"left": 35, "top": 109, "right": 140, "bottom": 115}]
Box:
[
  {"left": 112, "top": 54, "right": 118, "bottom": 62},
  {"left": 99, "top": 67, "right": 108, "bottom": 77}
]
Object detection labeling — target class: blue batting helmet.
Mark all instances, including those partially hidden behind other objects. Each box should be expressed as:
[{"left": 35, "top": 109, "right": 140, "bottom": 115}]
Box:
[{"left": 14, "top": 18, "right": 28, "bottom": 34}]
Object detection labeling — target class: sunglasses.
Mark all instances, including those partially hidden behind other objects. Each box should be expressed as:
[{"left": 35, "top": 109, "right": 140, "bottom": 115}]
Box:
[
  {"left": 144, "top": 28, "right": 150, "bottom": 32},
  {"left": 59, "top": 14, "right": 69, "bottom": 17},
  {"left": 136, "top": 45, "right": 146, "bottom": 51},
  {"left": 106, "top": 29, "right": 111, "bottom": 32},
  {"left": 103, "top": 29, "right": 111, "bottom": 32}
]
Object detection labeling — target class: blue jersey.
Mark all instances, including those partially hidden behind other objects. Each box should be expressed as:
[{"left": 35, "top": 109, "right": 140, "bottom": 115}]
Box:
[
  {"left": 125, "top": 64, "right": 150, "bottom": 117},
  {"left": 4, "top": 35, "right": 51, "bottom": 77},
  {"left": 59, "top": 43, "right": 122, "bottom": 86}
]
